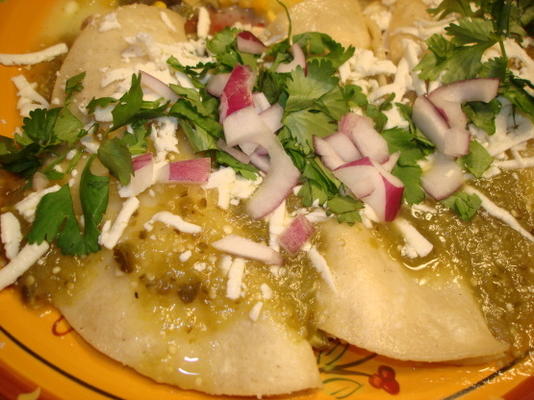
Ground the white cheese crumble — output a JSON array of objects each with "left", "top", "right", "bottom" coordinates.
[
  {"left": 197, "top": 7, "right": 211, "bottom": 39},
  {"left": 219, "top": 255, "right": 233, "bottom": 276},
  {"left": 267, "top": 201, "right": 289, "bottom": 251},
  {"left": 151, "top": 117, "right": 180, "bottom": 160},
  {"left": 226, "top": 257, "right": 246, "bottom": 300},
  {"left": 307, "top": 246, "right": 336, "bottom": 291},
  {"left": 179, "top": 250, "right": 192, "bottom": 262},
  {"left": 393, "top": 218, "right": 433, "bottom": 259},
  {"left": 11, "top": 75, "right": 49, "bottom": 117},
  {"left": 193, "top": 262, "right": 207, "bottom": 272},
  {"left": 204, "top": 167, "right": 261, "bottom": 209},
  {"left": 494, "top": 157, "right": 534, "bottom": 169},
  {"left": 248, "top": 301, "right": 263, "bottom": 322},
  {"left": 14, "top": 185, "right": 61, "bottom": 222},
  {"left": 0, "top": 242, "right": 49, "bottom": 291},
  {"left": 464, "top": 186, "right": 534, "bottom": 242},
  {"left": 99, "top": 12, "right": 121, "bottom": 32},
  {"left": 260, "top": 283, "right": 273, "bottom": 300},
  {"left": 338, "top": 49, "right": 396, "bottom": 94},
  {"left": 1, "top": 212, "right": 22, "bottom": 260},
  {"left": 0, "top": 43, "right": 68, "bottom": 66},
  {"left": 99, "top": 197, "right": 140, "bottom": 249},
  {"left": 160, "top": 11, "right": 177, "bottom": 32},
  {"left": 144, "top": 211, "right": 202, "bottom": 234}
]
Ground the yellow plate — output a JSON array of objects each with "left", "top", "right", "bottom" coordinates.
[{"left": 0, "top": 1, "right": 532, "bottom": 399}]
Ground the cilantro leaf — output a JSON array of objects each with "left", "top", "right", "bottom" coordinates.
[
  {"left": 97, "top": 137, "right": 133, "bottom": 186},
  {"left": 214, "top": 151, "right": 258, "bottom": 180},
  {"left": 284, "top": 109, "right": 336, "bottom": 152},
  {"left": 121, "top": 122, "right": 150, "bottom": 155},
  {"left": 392, "top": 165, "right": 425, "bottom": 204},
  {"left": 18, "top": 108, "right": 61, "bottom": 147},
  {"left": 429, "top": 0, "right": 475, "bottom": 18},
  {"left": 179, "top": 119, "right": 218, "bottom": 152},
  {"left": 170, "top": 99, "right": 223, "bottom": 138},
  {"left": 167, "top": 57, "right": 216, "bottom": 88},
  {"left": 112, "top": 74, "right": 143, "bottom": 129},
  {"left": 326, "top": 195, "right": 363, "bottom": 224},
  {"left": 54, "top": 107, "right": 84, "bottom": 144},
  {"left": 442, "top": 191, "right": 481, "bottom": 221},
  {"left": 87, "top": 97, "right": 117, "bottom": 114},
  {"left": 293, "top": 32, "right": 355, "bottom": 68},
  {"left": 460, "top": 140, "right": 493, "bottom": 178},
  {"left": 462, "top": 98, "right": 501, "bottom": 134},
  {"left": 28, "top": 158, "right": 110, "bottom": 255},
  {"left": 65, "top": 72, "right": 86, "bottom": 102}
]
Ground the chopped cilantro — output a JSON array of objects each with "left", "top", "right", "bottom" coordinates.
[
  {"left": 27, "top": 158, "right": 109, "bottom": 255},
  {"left": 121, "top": 122, "right": 150, "bottom": 155},
  {"left": 326, "top": 195, "right": 363, "bottom": 224},
  {"left": 442, "top": 191, "right": 481, "bottom": 221},
  {"left": 111, "top": 74, "right": 144, "bottom": 129},
  {"left": 64, "top": 72, "right": 86, "bottom": 102},
  {"left": 460, "top": 140, "right": 493, "bottom": 178},
  {"left": 293, "top": 32, "right": 355, "bottom": 68},
  {"left": 214, "top": 151, "right": 258, "bottom": 180},
  {"left": 87, "top": 97, "right": 117, "bottom": 114},
  {"left": 97, "top": 138, "right": 132, "bottom": 186},
  {"left": 462, "top": 99, "right": 501, "bottom": 135}
]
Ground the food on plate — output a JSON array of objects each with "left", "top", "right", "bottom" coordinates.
[{"left": 0, "top": 0, "right": 532, "bottom": 397}]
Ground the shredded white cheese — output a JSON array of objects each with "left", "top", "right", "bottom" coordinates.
[
  {"left": 204, "top": 167, "right": 261, "bottom": 209},
  {"left": 0, "top": 242, "right": 49, "bottom": 291},
  {"left": 260, "top": 283, "right": 273, "bottom": 300},
  {"left": 393, "top": 218, "right": 433, "bottom": 259},
  {"left": 226, "top": 257, "right": 246, "bottom": 300},
  {"left": 14, "top": 185, "right": 61, "bottom": 222},
  {"left": 151, "top": 117, "right": 180, "bottom": 160},
  {"left": 307, "top": 246, "right": 336, "bottom": 291},
  {"left": 465, "top": 186, "right": 534, "bottom": 242},
  {"left": 1, "top": 212, "right": 22, "bottom": 260},
  {"left": 99, "top": 197, "right": 140, "bottom": 249},
  {"left": 99, "top": 12, "right": 122, "bottom": 32},
  {"left": 248, "top": 301, "right": 263, "bottom": 322},
  {"left": 494, "top": 157, "right": 534, "bottom": 169},
  {"left": 0, "top": 43, "right": 68, "bottom": 66},
  {"left": 144, "top": 211, "right": 202, "bottom": 234},
  {"left": 11, "top": 75, "right": 49, "bottom": 117},
  {"left": 219, "top": 255, "right": 233, "bottom": 276},
  {"left": 267, "top": 201, "right": 289, "bottom": 251}
]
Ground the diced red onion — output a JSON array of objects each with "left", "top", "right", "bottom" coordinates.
[
  {"left": 120, "top": 153, "right": 154, "bottom": 197},
  {"left": 259, "top": 103, "right": 283, "bottom": 133},
  {"left": 249, "top": 152, "right": 270, "bottom": 172},
  {"left": 314, "top": 136, "right": 345, "bottom": 170},
  {"left": 324, "top": 131, "right": 361, "bottom": 162},
  {"left": 219, "top": 65, "right": 255, "bottom": 121},
  {"left": 236, "top": 31, "right": 267, "bottom": 54},
  {"left": 211, "top": 234, "right": 283, "bottom": 265},
  {"left": 160, "top": 158, "right": 211, "bottom": 184},
  {"left": 223, "top": 105, "right": 271, "bottom": 146},
  {"left": 333, "top": 157, "right": 377, "bottom": 198},
  {"left": 338, "top": 113, "right": 389, "bottom": 163},
  {"left": 132, "top": 153, "right": 153, "bottom": 171},
  {"left": 140, "top": 71, "right": 179, "bottom": 102},
  {"left": 360, "top": 163, "right": 404, "bottom": 222},
  {"left": 252, "top": 92, "right": 271, "bottom": 112},
  {"left": 276, "top": 43, "right": 306, "bottom": 73},
  {"left": 246, "top": 135, "right": 300, "bottom": 219},
  {"left": 279, "top": 215, "right": 315, "bottom": 254},
  {"left": 206, "top": 73, "right": 230, "bottom": 97},
  {"left": 421, "top": 154, "right": 465, "bottom": 200},
  {"left": 239, "top": 142, "right": 259, "bottom": 155},
  {"left": 381, "top": 151, "right": 400, "bottom": 172},
  {"left": 217, "top": 139, "right": 250, "bottom": 164},
  {"left": 412, "top": 96, "right": 470, "bottom": 157}
]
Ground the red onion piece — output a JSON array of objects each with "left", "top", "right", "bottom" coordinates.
[
  {"left": 338, "top": 113, "right": 389, "bottom": 163},
  {"left": 239, "top": 142, "right": 259, "bottom": 155},
  {"left": 249, "top": 152, "right": 270, "bottom": 172},
  {"left": 360, "top": 164, "right": 404, "bottom": 222},
  {"left": 160, "top": 158, "right": 211, "bottom": 184},
  {"left": 252, "top": 92, "right": 271, "bottom": 112},
  {"left": 211, "top": 234, "right": 283, "bottom": 265},
  {"left": 412, "top": 96, "right": 469, "bottom": 157},
  {"left": 279, "top": 215, "right": 315, "bottom": 254},
  {"left": 276, "top": 43, "right": 306, "bottom": 73},
  {"left": 223, "top": 105, "right": 271, "bottom": 146},
  {"left": 421, "top": 154, "right": 465, "bottom": 200},
  {"left": 324, "top": 131, "right": 361, "bottom": 162},
  {"left": 140, "top": 71, "right": 179, "bottom": 102},
  {"left": 260, "top": 103, "right": 283, "bottom": 133},
  {"left": 217, "top": 139, "right": 250, "bottom": 164},
  {"left": 314, "top": 136, "right": 345, "bottom": 170},
  {"left": 119, "top": 153, "right": 154, "bottom": 197},
  {"left": 333, "top": 157, "right": 377, "bottom": 198},
  {"left": 206, "top": 73, "right": 230, "bottom": 97},
  {"left": 132, "top": 153, "right": 153, "bottom": 171},
  {"left": 219, "top": 65, "right": 255, "bottom": 121},
  {"left": 429, "top": 78, "right": 499, "bottom": 105},
  {"left": 236, "top": 31, "right": 267, "bottom": 54},
  {"left": 381, "top": 151, "right": 400, "bottom": 172},
  {"left": 246, "top": 135, "right": 300, "bottom": 219}
]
